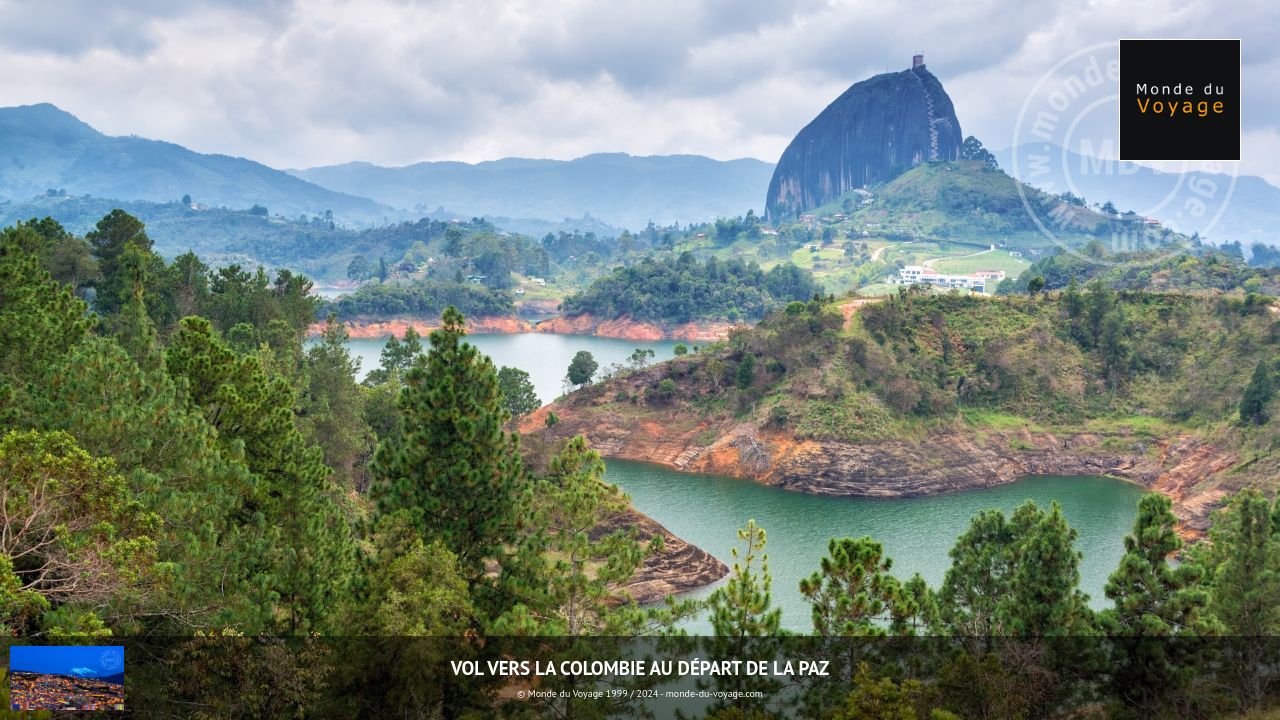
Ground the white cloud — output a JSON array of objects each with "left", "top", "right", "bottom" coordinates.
[{"left": 0, "top": 0, "right": 1276, "bottom": 173}]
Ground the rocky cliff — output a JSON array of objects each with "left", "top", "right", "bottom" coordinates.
[
  {"left": 519, "top": 377, "right": 1238, "bottom": 540},
  {"left": 766, "top": 63, "right": 963, "bottom": 220},
  {"left": 610, "top": 508, "right": 728, "bottom": 603}
]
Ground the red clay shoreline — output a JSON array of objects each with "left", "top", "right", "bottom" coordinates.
[{"left": 313, "top": 313, "right": 742, "bottom": 342}]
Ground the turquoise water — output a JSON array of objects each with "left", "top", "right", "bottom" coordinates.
[
  {"left": 604, "top": 460, "right": 1146, "bottom": 633},
  {"left": 338, "top": 334, "right": 681, "bottom": 407},
  {"left": 335, "top": 332, "right": 1145, "bottom": 634}
]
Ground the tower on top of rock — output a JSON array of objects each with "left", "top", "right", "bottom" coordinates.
[{"left": 912, "top": 53, "right": 925, "bottom": 70}]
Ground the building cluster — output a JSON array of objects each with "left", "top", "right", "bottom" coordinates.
[
  {"left": 893, "top": 265, "right": 1006, "bottom": 293},
  {"left": 9, "top": 671, "right": 125, "bottom": 711}
]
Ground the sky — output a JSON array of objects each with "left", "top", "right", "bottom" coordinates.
[
  {"left": 10, "top": 646, "right": 124, "bottom": 680},
  {"left": 1, "top": 0, "right": 1278, "bottom": 183}
]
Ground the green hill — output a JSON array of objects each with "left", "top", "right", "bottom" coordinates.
[{"left": 810, "top": 160, "right": 1175, "bottom": 257}]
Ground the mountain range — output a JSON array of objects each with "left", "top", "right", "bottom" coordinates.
[
  {"left": 0, "top": 103, "right": 392, "bottom": 223},
  {"left": 288, "top": 153, "right": 774, "bottom": 231},
  {"left": 0, "top": 103, "right": 774, "bottom": 231},
  {"left": 3, "top": 102, "right": 1279, "bottom": 249}
]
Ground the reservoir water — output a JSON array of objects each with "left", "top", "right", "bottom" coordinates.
[
  {"left": 606, "top": 461, "right": 1145, "bottom": 633},
  {"left": 338, "top": 332, "right": 1147, "bottom": 633},
  {"left": 339, "top": 335, "right": 681, "bottom": 407}
]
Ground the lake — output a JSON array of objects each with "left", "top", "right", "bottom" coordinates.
[
  {"left": 336, "top": 332, "right": 1146, "bottom": 633},
  {"left": 338, "top": 334, "right": 682, "bottom": 407},
  {"left": 606, "top": 460, "right": 1145, "bottom": 633}
]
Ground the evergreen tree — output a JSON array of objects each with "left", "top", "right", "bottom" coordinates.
[
  {"left": 497, "top": 365, "right": 541, "bottom": 417},
  {"left": 1100, "top": 493, "right": 1218, "bottom": 718},
  {"left": 167, "top": 317, "right": 356, "bottom": 632},
  {"left": 380, "top": 326, "right": 423, "bottom": 375},
  {"left": 939, "top": 509, "right": 1017, "bottom": 636},
  {"left": 499, "top": 437, "right": 667, "bottom": 635},
  {"left": 300, "top": 315, "right": 375, "bottom": 489},
  {"left": 801, "top": 536, "right": 936, "bottom": 636},
  {"left": 86, "top": 209, "right": 152, "bottom": 315},
  {"left": 1194, "top": 490, "right": 1280, "bottom": 710},
  {"left": 1201, "top": 490, "right": 1280, "bottom": 636},
  {"left": 702, "top": 519, "right": 785, "bottom": 718},
  {"left": 112, "top": 242, "right": 163, "bottom": 371},
  {"left": 996, "top": 502, "right": 1093, "bottom": 636},
  {"left": 1102, "top": 493, "right": 1213, "bottom": 635},
  {"left": 0, "top": 226, "right": 95, "bottom": 426},
  {"left": 707, "top": 519, "right": 782, "bottom": 638},
  {"left": 36, "top": 337, "right": 271, "bottom": 631},
  {"left": 1239, "top": 360, "right": 1274, "bottom": 425},
  {"left": 370, "top": 307, "right": 527, "bottom": 571}
]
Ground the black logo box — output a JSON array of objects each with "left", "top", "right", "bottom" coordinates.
[{"left": 1120, "top": 39, "right": 1240, "bottom": 161}]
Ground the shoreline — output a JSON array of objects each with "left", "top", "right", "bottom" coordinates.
[
  {"left": 312, "top": 314, "right": 742, "bottom": 342},
  {"left": 519, "top": 392, "right": 1236, "bottom": 541}
]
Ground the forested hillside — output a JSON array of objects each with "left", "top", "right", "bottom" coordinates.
[{"left": 559, "top": 253, "right": 820, "bottom": 323}]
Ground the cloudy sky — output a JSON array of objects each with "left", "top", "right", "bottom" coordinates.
[{"left": 3, "top": 0, "right": 1278, "bottom": 182}]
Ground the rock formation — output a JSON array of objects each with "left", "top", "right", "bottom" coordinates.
[{"left": 765, "top": 58, "right": 963, "bottom": 220}]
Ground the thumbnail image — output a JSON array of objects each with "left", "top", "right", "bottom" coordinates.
[{"left": 9, "top": 646, "right": 124, "bottom": 711}]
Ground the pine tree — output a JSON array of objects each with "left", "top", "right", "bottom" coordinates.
[
  {"left": 939, "top": 509, "right": 1017, "bottom": 636},
  {"left": 370, "top": 306, "right": 526, "bottom": 571},
  {"left": 0, "top": 226, "right": 95, "bottom": 425},
  {"left": 702, "top": 519, "right": 785, "bottom": 718},
  {"left": 1194, "top": 490, "right": 1280, "bottom": 710},
  {"left": 1202, "top": 490, "right": 1280, "bottom": 636},
  {"left": 801, "top": 536, "right": 935, "bottom": 636},
  {"left": 167, "top": 317, "right": 356, "bottom": 632},
  {"left": 1239, "top": 360, "right": 1274, "bottom": 425},
  {"left": 707, "top": 519, "right": 782, "bottom": 637},
  {"left": 1100, "top": 493, "right": 1218, "bottom": 717},
  {"left": 996, "top": 502, "right": 1093, "bottom": 636},
  {"left": 86, "top": 209, "right": 152, "bottom": 315},
  {"left": 36, "top": 336, "right": 271, "bottom": 631},
  {"left": 1102, "top": 493, "right": 1213, "bottom": 635},
  {"left": 112, "top": 242, "right": 163, "bottom": 371},
  {"left": 300, "top": 315, "right": 375, "bottom": 489},
  {"left": 496, "top": 436, "right": 667, "bottom": 635}
]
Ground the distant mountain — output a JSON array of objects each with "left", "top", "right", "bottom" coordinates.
[
  {"left": 766, "top": 60, "right": 962, "bottom": 221},
  {"left": 994, "top": 144, "right": 1280, "bottom": 250},
  {"left": 290, "top": 153, "right": 774, "bottom": 231},
  {"left": 0, "top": 103, "right": 392, "bottom": 223}
]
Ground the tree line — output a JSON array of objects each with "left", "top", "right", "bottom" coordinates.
[{"left": 560, "top": 251, "right": 820, "bottom": 324}]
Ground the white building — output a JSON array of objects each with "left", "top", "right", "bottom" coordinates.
[{"left": 895, "top": 265, "right": 1006, "bottom": 294}]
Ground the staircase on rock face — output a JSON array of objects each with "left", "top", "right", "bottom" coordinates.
[{"left": 913, "top": 68, "right": 942, "bottom": 161}]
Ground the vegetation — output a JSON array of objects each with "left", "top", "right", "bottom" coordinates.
[
  {"left": 1007, "top": 240, "right": 1280, "bottom": 295},
  {"left": 566, "top": 350, "right": 598, "bottom": 389},
  {"left": 497, "top": 366, "right": 541, "bottom": 417},
  {"left": 560, "top": 252, "right": 819, "bottom": 323},
  {"left": 327, "top": 278, "right": 515, "bottom": 320}
]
